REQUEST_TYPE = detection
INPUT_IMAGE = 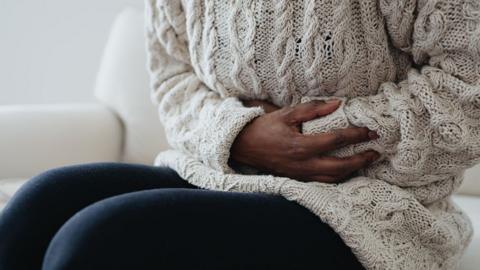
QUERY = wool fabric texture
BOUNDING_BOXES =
[145,0,480,269]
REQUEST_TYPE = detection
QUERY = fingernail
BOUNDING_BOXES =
[326,99,341,105]
[368,131,379,140]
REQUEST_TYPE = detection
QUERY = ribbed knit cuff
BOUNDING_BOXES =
[198,98,266,174]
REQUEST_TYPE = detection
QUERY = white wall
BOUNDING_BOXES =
[0,0,143,105]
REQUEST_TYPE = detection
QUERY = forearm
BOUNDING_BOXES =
[146,0,265,173]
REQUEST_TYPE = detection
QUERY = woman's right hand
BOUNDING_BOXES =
[230,99,380,183]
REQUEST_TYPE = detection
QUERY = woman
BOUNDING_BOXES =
[1,0,478,269]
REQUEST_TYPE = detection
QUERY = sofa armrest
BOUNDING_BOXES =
[0,103,123,179]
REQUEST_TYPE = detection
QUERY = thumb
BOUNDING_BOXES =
[287,99,341,124]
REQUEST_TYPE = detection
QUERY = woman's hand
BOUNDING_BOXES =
[230,99,380,183]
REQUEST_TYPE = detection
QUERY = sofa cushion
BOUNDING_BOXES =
[94,7,170,165]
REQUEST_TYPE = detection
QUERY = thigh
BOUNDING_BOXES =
[0,162,194,270]
[43,188,364,270]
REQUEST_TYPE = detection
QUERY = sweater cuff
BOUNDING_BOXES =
[342,94,400,154]
[198,98,265,174]
[300,96,390,162]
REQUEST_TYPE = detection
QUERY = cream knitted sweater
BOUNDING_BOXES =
[145,0,480,269]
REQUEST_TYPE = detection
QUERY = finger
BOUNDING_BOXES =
[285,99,341,125]
[309,150,380,176]
[300,127,379,153]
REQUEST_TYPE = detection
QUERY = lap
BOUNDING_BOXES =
[0,162,364,270]
[44,188,363,270]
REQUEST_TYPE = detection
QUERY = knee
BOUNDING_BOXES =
[11,165,82,203]
[5,167,71,211]
[14,163,120,200]
[41,197,122,270]
[41,189,182,270]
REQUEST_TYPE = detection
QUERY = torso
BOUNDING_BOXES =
[181,0,413,106]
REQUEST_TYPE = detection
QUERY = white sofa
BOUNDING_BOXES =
[1,7,479,269]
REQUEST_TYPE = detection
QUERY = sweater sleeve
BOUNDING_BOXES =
[302,0,480,192]
[145,0,265,173]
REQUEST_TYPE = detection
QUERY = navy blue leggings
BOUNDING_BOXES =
[0,162,364,270]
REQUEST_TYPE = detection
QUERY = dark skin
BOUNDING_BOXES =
[230,99,380,183]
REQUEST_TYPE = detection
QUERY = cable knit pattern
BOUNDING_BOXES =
[145,0,479,269]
